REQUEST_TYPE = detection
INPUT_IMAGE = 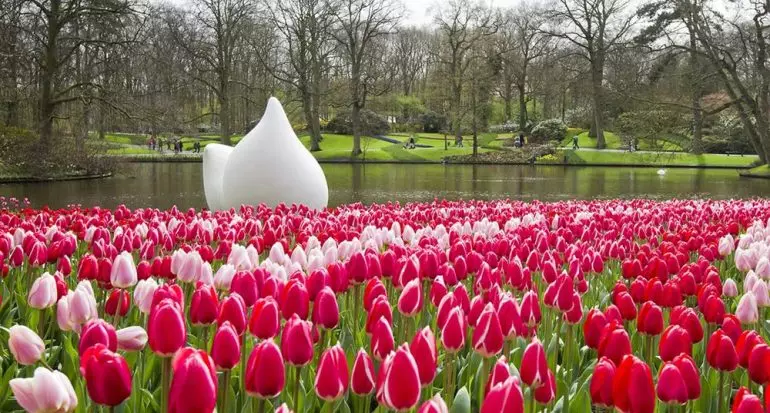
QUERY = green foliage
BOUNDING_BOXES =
[420,111,447,133]
[327,109,390,136]
[531,118,568,143]
[616,109,689,151]
[394,95,426,118]
[704,112,756,154]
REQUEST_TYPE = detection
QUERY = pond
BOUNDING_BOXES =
[1,163,768,209]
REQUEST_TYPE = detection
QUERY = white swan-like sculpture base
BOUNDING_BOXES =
[203,97,329,211]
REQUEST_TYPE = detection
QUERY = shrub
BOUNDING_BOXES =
[489,122,518,134]
[530,119,568,143]
[327,109,390,136]
[420,111,446,133]
[564,107,593,129]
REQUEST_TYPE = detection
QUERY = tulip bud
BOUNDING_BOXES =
[486,357,511,395]
[637,301,664,336]
[612,355,654,413]
[737,292,760,324]
[245,339,285,398]
[8,325,45,365]
[105,289,130,317]
[10,367,77,413]
[148,298,187,357]
[110,251,137,289]
[211,321,241,370]
[441,306,466,352]
[79,319,118,356]
[312,287,340,329]
[214,264,236,291]
[315,344,349,401]
[472,303,504,358]
[748,343,770,385]
[480,376,524,413]
[583,308,607,349]
[249,296,280,339]
[377,344,421,411]
[280,278,309,320]
[732,388,764,413]
[706,329,739,371]
[737,330,765,368]
[217,293,247,334]
[658,324,692,362]
[370,317,394,361]
[81,344,132,406]
[133,278,159,315]
[169,348,218,413]
[590,357,615,407]
[398,278,423,317]
[351,349,376,395]
[418,394,449,413]
[366,295,393,334]
[275,404,294,413]
[28,272,57,309]
[723,279,739,297]
[281,314,314,366]
[656,362,688,405]
[521,337,548,388]
[230,271,259,307]
[410,327,437,387]
[190,284,219,326]
[117,326,147,351]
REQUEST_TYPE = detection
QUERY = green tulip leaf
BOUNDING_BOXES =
[450,386,471,413]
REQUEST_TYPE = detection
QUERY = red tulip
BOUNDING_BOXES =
[520,337,548,388]
[148,298,187,357]
[520,290,541,328]
[583,308,607,349]
[590,357,615,407]
[377,344,421,411]
[315,344,349,401]
[245,339,285,398]
[706,329,739,371]
[722,314,743,343]
[398,278,423,317]
[702,295,725,325]
[670,307,703,343]
[486,357,511,395]
[671,354,700,400]
[280,278,309,320]
[79,319,117,356]
[656,362,688,405]
[366,295,393,334]
[472,303,504,357]
[737,330,765,368]
[364,278,387,312]
[312,287,340,329]
[658,324,692,362]
[351,349,376,395]
[80,344,132,406]
[615,292,637,321]
[169,347,217,413]
[497,294,522,340]
[217,293,247,334]
[612,355,654,413]
[104,289,130,317]
[249,296,280,339]
[410,327,437,387]
[480,376,524,413]
[598,321,632,366]
[429,277,448,307]
[636,301,663,336]
[281,314,314,366]
[441,306,466,352]
[732,388,764,413]
[211,321,240,370]
[151,283,184,308]
[370,317,394,361]
[230,271,259,307]
[190,284,219,326]
[534,370,556,404]
[748,343,770,385]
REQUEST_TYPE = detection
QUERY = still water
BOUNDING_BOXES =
[0,163,768,209]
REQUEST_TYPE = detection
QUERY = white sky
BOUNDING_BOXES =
[403,0,524,26]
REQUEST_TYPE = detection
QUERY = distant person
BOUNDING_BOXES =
[404,135,416,149]
[167,140,172,151]
[519,133,526,147]
[157,138,164,153]
[572,135,579,150]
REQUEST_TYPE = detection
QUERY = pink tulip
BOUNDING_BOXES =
[398,278,423,317]
[472,303,504,357]
[28,272,57,309]
[169,348,217,413]
[377,344,421,411]
[116,326,147,351]
[8,325,45,365]
[10,367,78,413]
[245,339,285,398]
[410,327,438,387]
[315,344,349,401]
[110,251,137,288]
[351,349,376,395]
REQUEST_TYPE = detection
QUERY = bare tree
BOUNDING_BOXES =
[332,0,401,156]
[168,0,254,145]
[545,0,634,148]
[433,0,497,146]
[268,0,336,151]
[498,4,550,130]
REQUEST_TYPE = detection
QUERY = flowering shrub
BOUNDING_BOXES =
[0,199,769,413]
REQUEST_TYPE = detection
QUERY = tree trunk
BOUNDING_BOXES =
[303,92,320,151]
[351,101,362,156]
[689,30,703,154]
[753,15,770,163]
[517,83,527,132]
[219,94,231,146]
[38,0,61,152]
[452,75,463,145]
[590,58,606,149]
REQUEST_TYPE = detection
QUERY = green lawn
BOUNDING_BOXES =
[561,131,683,151]
[564,150,759,167]
[300,134,494,161]
[743,165,770,177]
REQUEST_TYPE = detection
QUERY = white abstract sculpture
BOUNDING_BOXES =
[202,97,329,210]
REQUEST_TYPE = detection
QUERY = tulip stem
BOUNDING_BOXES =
[478,358,491,411]
[255,397,264,413]
[718,370,724,413]
[220,370,231,413]
[241,333,248,392]
[564,323,572,413]
[161,356,171,413]
[444,352,455,405]
[529,387,536,413]
[293,366,302,411]
[353,285,361,346]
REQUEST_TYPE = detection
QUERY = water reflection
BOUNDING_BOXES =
[0,163,766,209]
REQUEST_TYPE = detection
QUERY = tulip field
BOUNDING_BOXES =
[2,200,770,413]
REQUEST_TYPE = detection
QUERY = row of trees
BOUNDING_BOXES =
[1,0,769,162]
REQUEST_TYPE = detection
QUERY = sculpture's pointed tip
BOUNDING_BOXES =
[264,96,285,118]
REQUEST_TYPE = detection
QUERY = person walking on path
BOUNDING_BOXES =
[572,135,580,150]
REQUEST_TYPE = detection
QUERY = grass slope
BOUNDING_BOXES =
[565,150,759,167]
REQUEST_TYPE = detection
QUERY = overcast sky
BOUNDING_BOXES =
[402,0,525,26]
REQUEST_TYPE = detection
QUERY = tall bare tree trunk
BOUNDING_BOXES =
[689,27,703,154]
[517,83,527,132]
[38,0,61,152]
[590,55,606,149]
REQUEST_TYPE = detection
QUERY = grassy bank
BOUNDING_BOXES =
[563,149,759,168]
[740,165,770,178]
